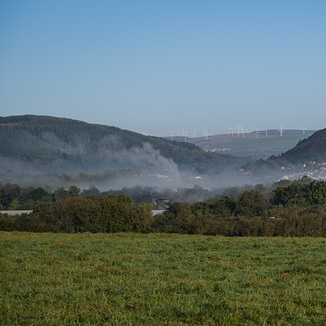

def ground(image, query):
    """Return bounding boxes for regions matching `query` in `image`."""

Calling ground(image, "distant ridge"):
[1,115,324,188]
[0,115,248,189]
[274,128,326,164]
[244,128,326,180]
[185,128,315,159]
[0,114,246,167]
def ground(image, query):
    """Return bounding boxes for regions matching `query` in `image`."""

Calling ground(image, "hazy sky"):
[1,1,325,136]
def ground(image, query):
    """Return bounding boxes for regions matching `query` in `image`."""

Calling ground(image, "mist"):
[2,129,318,193]
[0,131,183,190]
[0,130,262,191]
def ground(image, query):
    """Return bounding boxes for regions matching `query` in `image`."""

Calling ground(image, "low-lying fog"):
[1,132,326,192]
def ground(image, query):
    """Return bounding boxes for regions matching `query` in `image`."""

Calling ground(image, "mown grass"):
[1,232,326,325]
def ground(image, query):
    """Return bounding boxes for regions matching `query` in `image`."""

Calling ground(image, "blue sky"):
[1,1,325,136]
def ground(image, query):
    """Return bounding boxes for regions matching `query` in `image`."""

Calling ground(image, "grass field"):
[1,232,326,325]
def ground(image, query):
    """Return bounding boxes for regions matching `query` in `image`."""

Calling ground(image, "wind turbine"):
[236,124,243,137]
[278,126,283,137]
[227,127,234,136]
[302,125,307,135]
[182,130,188,141]
[241,127,248,138]
[202,129,208,140]
[255,129,261,139]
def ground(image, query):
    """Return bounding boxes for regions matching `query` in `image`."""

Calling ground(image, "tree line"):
[0,184,81,210]
[152,179,326,236]
[0,194,152,233]
[1,178,326,236]
[153,188,326,237]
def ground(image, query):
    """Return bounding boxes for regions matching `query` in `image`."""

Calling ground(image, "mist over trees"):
[152,179,326,237]
[0,115,251,190]
[2,115,325,191]
[1,178,326,237]
[1,116,326,237]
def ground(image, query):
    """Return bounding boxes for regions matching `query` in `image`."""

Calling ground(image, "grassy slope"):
[1,232,326,325]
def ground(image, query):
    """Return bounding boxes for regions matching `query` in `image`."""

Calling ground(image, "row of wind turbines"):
[252,125,310,139]
[169,129,212,141]
[253,126,284,139]
[167,125,310,141]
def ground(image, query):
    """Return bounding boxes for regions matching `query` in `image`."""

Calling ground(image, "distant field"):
[1,232,326,325]
[189,131,315,158]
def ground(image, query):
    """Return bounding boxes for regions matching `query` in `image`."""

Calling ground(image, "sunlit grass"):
[1,232,326,325]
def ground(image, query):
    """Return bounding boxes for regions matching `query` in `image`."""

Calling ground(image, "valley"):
[0,115,325,191]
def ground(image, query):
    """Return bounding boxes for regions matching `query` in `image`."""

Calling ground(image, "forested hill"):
[245,128,326,179]
[275,128,326,164]
[0,115,248,189]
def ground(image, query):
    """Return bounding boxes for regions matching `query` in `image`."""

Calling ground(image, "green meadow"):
[1,232,326,325]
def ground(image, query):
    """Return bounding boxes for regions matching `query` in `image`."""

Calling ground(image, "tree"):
[133,203,153,232]
[210,196,236,218]
[81,186,101,197]
[235,190,267,217]
[9,198,19,210]
[67,185,81,197]
[53,185,80,202]
[100,195,135,233]
[312,181,326,205]
[30,187,49,201]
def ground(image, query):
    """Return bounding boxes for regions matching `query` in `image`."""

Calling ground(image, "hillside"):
[184,129,315,159]
[0,115,248,189]
[277,128,326,163]
[245,128,326,182]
